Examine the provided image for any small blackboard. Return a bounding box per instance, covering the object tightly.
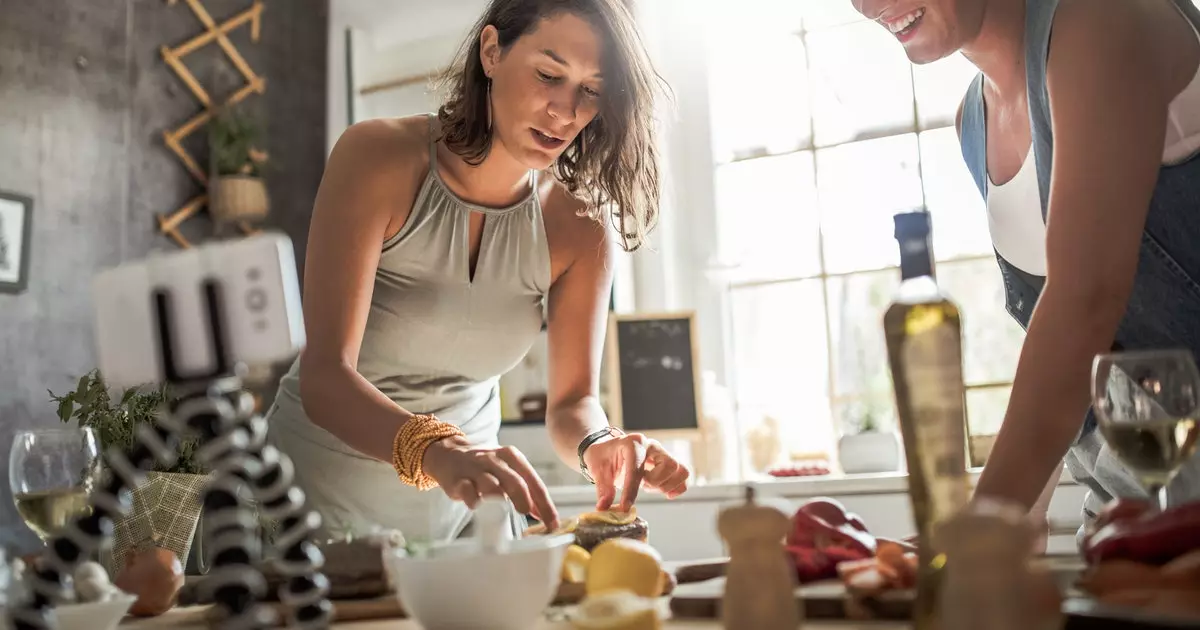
[606,312,702,436]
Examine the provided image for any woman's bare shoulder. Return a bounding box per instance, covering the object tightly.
[540,176,617,279]
[328,115,432,177]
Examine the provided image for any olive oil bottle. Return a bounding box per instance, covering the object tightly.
[883,210,970,630]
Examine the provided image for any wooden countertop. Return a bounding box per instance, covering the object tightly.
[117,605,907,629]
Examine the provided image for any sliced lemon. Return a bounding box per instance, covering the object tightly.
[572,590,661,630]
[562,544,591,583]
[586,538,664,598]
[578,507,639,526]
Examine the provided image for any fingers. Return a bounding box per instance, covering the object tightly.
[595,483,616,512]
[477,452,534,516]
[446,479,480,509]
[495,446,558,530]
[643,443,690,500]
[618,438,648,512]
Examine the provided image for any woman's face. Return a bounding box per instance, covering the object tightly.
[852,0,985,64]
[480,12,606,170]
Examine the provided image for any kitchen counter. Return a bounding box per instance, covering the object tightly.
[118,604,908,629]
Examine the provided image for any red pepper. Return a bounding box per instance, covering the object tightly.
[1084,500,1200,566]
[785,545,865,583]
[788,497,878,559]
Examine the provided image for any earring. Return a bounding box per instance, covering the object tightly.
[486,78,493,130]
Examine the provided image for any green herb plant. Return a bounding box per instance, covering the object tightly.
[49,370,204,475]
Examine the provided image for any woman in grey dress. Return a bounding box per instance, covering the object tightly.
[265,0,691,543]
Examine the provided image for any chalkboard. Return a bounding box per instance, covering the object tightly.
[606,312,702,435]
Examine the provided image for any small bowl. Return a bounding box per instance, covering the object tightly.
[0,593,137,630]
[386,533,575,630]
[55,594,137,630]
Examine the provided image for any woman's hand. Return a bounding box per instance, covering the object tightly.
[421,436,560,530]
[583,432,691,512]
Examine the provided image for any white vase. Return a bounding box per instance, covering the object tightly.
[838,431,902,474]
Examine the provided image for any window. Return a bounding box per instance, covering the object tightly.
[703,1,1025,476]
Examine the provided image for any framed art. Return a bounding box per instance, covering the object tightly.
[0,191,33,294]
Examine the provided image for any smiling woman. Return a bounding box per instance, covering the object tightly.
[263,0,689,546]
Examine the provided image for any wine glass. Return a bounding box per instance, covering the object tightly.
[8,426,101,542]
[1092,349,1200,511]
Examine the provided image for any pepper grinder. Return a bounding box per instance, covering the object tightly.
[718,484,801,630]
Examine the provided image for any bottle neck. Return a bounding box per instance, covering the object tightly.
[898,237,935,281]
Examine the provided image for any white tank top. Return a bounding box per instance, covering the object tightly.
[988,3,1200,277]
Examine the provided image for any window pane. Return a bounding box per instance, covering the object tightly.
[937,259,1026,385]
[919,128,991,259]
[913,52,978,130]
[807,20,915,146]
[826,269,900,398]
[967,386,1011,436]
[730,281,835,467]
[708,34,811,162]
[799,0,867,31]
[715,153,822,282]
[817,134,923,274]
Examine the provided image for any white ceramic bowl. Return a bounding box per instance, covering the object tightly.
[386,533,575,630]
[1,593,137,630]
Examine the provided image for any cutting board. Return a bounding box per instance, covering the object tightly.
[669,577,1198,630]
[175,580,594,625]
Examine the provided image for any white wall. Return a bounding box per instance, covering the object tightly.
[326,0,487,153]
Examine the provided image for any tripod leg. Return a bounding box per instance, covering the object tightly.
[226,390,333,628]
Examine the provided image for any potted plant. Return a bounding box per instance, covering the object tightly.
[208,108,270,225]
[836,401,902,475]
[49,371,210,575]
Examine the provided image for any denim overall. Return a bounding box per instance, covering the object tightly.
[958,0,1200,535]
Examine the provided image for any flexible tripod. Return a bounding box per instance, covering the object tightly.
[7,283,332,630]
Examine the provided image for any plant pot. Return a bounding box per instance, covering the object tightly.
[210,175,269,224]
[837,431,902,475]
[101,472,210,575]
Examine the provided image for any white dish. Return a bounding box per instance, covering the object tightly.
[1,594,137,630]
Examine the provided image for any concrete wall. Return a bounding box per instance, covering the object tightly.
[0,0,328,551]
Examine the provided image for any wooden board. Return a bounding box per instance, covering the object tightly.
[669,577,1199,629]
[605,312,702,437]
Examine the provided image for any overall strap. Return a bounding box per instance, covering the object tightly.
[959,73,989,203]
[1024,0,1061,223]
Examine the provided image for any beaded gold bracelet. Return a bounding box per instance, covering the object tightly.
[391,413,465,491]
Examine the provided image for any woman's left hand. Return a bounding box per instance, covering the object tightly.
[583,432,691,512]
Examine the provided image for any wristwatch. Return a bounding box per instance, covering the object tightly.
[577,426,624,484]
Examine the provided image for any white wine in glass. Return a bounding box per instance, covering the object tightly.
[9,427,101,542]
[1092,349,1200,511]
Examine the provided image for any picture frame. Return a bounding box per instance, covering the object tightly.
[0,190,33,294]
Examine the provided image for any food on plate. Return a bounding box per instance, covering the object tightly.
[836,539,919,596]
[767,461,831,478]
[563,544,592,584]
[586,538,665,598]
[572,589,662,630]
[1083,499,1200,566]
[525,508,650,553]
[785,497,879,584]
[113,546,185,617]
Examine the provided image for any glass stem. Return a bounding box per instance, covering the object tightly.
[1154,484,1169,512]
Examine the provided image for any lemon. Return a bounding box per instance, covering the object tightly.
[585,538,664,598]
[562,544,591,583]
[571,590,661,630]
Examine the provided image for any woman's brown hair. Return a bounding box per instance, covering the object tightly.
[435,0,668,252]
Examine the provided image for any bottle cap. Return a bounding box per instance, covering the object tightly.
[894,210,931,241]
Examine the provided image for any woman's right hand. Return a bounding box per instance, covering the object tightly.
[421,436,560,531]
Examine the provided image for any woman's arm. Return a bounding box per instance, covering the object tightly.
[543,211,619,471]
[296,119,424,463]
[974,0,1187,509]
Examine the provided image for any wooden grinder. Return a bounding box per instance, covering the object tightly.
[718,484,801,630]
